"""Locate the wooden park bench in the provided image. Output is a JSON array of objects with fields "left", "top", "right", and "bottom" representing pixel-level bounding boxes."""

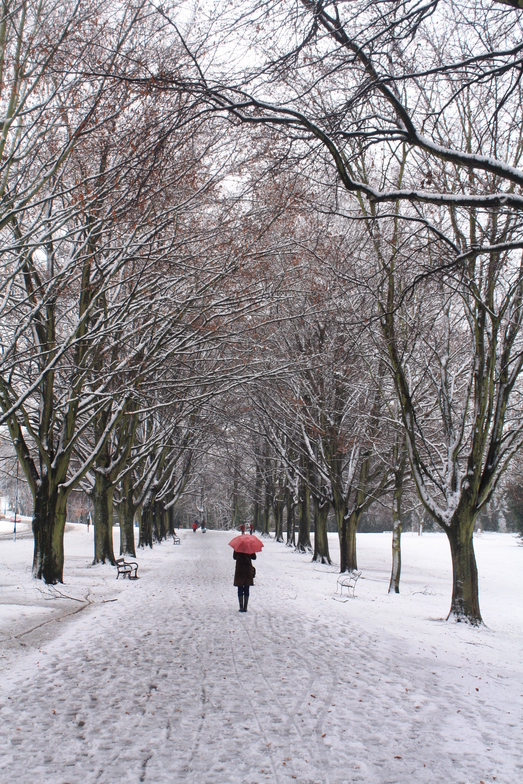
[
  {"left": 336, "top": 570, "right": 362, "bottom": 598},
  {"left": 173, "top": 533, "right": 181, "bottom": 545},
  {"left": 115, "top": 557, "right": 138, "bottom": 580}
]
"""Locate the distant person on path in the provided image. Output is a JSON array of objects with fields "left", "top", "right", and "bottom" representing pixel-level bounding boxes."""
[
  {"left": 249, "top": 523, "right": 253, "bottom": 535},
  {"left": 192, "top": 520, "right": 198, "bottom": 533},
  {"left": 201, "top": 519, "right": 207, "bottom": 532},
  {"left": 233, "top": 551, "right": 256, "bottom": 612},
  {"left": 240, "top": 523, "right": 245, "bottom": 535}
]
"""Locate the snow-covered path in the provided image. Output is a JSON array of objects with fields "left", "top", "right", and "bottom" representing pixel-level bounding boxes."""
[{"left": 1, "top": 528, "right": 522, "bottom": 783}]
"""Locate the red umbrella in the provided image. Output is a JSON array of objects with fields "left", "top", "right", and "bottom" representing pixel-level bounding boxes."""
[{"left": 228, "top": 534, "right": 264, "bottom": 554}]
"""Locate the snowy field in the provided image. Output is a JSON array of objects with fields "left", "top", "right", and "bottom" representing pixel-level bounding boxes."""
[{"left": 0, "top": 527, "right": 522, "bottom": 784}]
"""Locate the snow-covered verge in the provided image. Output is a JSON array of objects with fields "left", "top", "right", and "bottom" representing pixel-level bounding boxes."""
[{"left": 0, "top": 527, "right": 522, "bottom": 784}]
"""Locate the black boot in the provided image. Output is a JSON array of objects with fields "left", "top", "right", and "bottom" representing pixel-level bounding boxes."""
[
  {"left": 243, "top": 595, "right": 249, "bottom": 613},
  {"left": 238, "top": 595, "right": 244, "bottom": 612}
]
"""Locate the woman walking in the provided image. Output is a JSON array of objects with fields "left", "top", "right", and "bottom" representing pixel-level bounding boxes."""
[{"left": 233, "top": 550, "right": 256, "bottom": 612}]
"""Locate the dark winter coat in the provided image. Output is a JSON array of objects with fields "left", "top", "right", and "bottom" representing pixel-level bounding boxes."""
[{"left": 233, "top": 551, "right": 256, "bottom": 587}]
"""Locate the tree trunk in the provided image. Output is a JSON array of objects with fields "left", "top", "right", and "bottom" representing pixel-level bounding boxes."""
[
  {"left": 118, "top": 472, "right": 136, "bottom": 557},
  {"left": 388, "top": 443, "right": 405, "bottom": 594},
  {"left": 32, "top": 474, "right": 68, "bottom": 584},
  {"left": 333, "top": 491, "right": 351, "bottom": 571},
  {"left": 274, "top": 498, "right": 284, "bottom": 542},
  {"left": 253, "top": 457, "right": 262, "bottom": 533},
  {"left": 161, "top": 505, "right": 168, "bottom": 540},
  {"left": 93, "top": 471, "right": 115, "bottom": 565},
  {"left": 447, "top": 519, "right": 482, "bottom": 625},
  {"left": 296, "top": 476, "right": 312, "bottom": 552},
  {"left": 262, "top": 485, "right": 271, "bottom": 536},
  {"left": 312, "top": 497, "right": 331, "bottom": 564},
  {"left": 153, "top": 501, "right": 166, "bottom": 543},
  {"left": 340, "top": 509, "right": 359, "bottom": 572},
  {"left": 152, "top": 503, "right": 160, "bottom": 542},
  {"left": 253, "top": 498, "right": 261, "bottom": 533},
  {"left": 117, "top": 501, "right": 136, "bottom": 557},
  {"left": 140, "top": 500, "right": 154, "bottom": 548},
  {"left": 167, "top": 505, "right": 175, "bottom": 537},
  {"left": 338, "top": 454, "right": 371, "bottom": 573},
  {"left": 388, "top": 521, "right": 402, "bottom": 594},
  {"left": 232, "top": 453, "right": 241, "bottom": 528},
  {"left": 286, "top": 490, "right": 295, "bottom": 546}
]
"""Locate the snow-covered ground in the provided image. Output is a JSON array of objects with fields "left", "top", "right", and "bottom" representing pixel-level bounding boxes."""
[
  {"left": 0, "top": 518, "right": 32, "bottom": 536},
  {"left": 1, "top": 527, "right": 522, "bottom": 784}
]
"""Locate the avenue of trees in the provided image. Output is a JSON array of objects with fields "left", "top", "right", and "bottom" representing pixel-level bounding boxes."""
[{"left": 1, "top": 0, "right": 523, "bottom": 626}]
